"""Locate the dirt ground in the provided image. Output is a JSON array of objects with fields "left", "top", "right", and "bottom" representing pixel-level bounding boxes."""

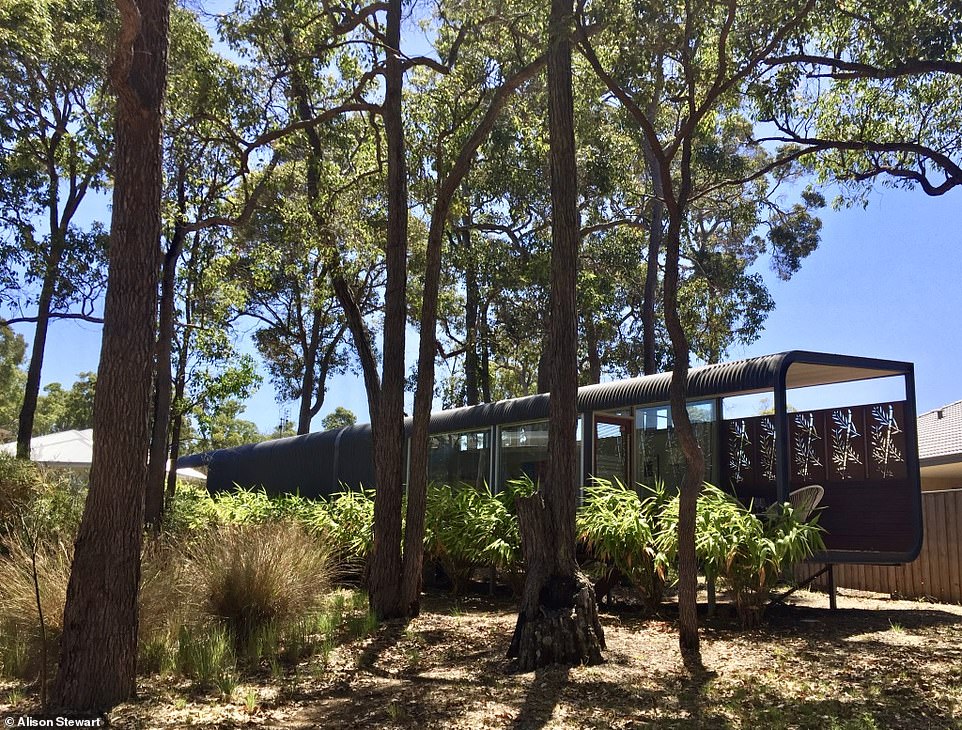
[{"left": 6, "top": 587, "right": 962, "bottom": 729}]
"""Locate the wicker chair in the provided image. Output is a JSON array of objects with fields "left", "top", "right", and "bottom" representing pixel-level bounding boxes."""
[{"left": 788, "top": 485, "right": 824, "bottom": 522}]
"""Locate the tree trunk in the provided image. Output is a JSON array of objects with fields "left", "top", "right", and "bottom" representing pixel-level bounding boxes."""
[
  {"left": 536, "top": 343, "right": 551, "bottom": 394},
  {"left": 368, "top": 0, "right": 408, "bottom": 620},
  {"left": 144, "top": 214, "right": 184, "bottom": 529},
  {"left": 509, "top": 0, "right": 605, "bottom": 670},
  {"left": 641, "top": 114, "right": 665, "bottom": 375},
  {"left": 16, "top": 242, "right": 66, "bottom": 458},
  {"left": 296, "top": 313, "right": 322, "bottom": 435},
  {"left": 479, "top": 300, "right": 491, "bottom": 403},
  {"left": 463, "top": 227, "right": 480, "bottom": 407},
  {"left": 663, "top": 214, "right": 705, "bottom": 673},
  {"left": 52, "top": 0, "right": 169, "bottom": 713},
  {"left": 641, "top": 195, "right": 663, "bottom": 376},
  {"left": 399, "top": 49, "right": 549, "bottom": 615},
  {"left": 165, "top": 313, "right": 192, "bottom": 507},
  {"left": 584, "top": 313, "right": 602, "bottom": 384}
]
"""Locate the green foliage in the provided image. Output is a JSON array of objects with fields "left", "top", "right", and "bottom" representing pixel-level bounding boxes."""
[
  {"left": 0, "top": 0, "right": 112, "bottom": 330},
  {"left": 578, "top": 478, "right": 674, "bottom": 614},
  {"left": 321, "top": 407, "right": 357, "bottom": 431},
  {"left": 0, "top": 326, "right": 26, "bottom": 439},
  {"left": 33, "top": 372, "right": 96, "bottom": 435},
  {"left": 424, "top": 480, "right": 524, "bottom": 594},
  {"left": 721, "top": 498, "right": 825, "bottom": 628},
  {"left": 307, "top": 488, "right": 375, "bottom": 573},
  {"left": 190, "top": 398, "right": 264, "bottom": 453},
  {"left": 661, "top": 483, "right": 825, "bottom": 627},
  {"left": 175, "top": 624, "right": 237, "bottom": 690},
  {"left": 163, "top": 481, "right": 221, "bottom": 534},
  {"left": 0, "top": 453, "right": 44, "bottom": 536}
]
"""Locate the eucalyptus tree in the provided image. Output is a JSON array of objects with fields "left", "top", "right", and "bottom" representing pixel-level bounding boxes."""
[
  {"left": 33, "top": 372, "right": 96, "bottom": 435},
  {"left": 0, "top": 0, "right": 112, "bottom": 459},
  {"left": 224, "top": 154, "right": 381, "bottom": 435},
  {"left": 164, "top": 222, "right": 261, "bottom": 499},
  {"left": 321, "top": 405, "right": 356, "bottom": 430},
  {"left": 402, "top": 0, "right": 580, "bottom": 615},
  {"left": 190, "top": 397, "right": 262, "bottom": 452},
  {"left": 431, "top": 54, "right": 650, "bottom": 401},
  {"left": 505, "top": 0, "right": 607, "bottom": 670},
  {"left": 578, "top": 0, "right": 824, "bottom": 669},
  {"left": 218, "top": 0, "right": 411, "bottom": 618},
  {"left": 52, "top": 0, "right": 170, "bottom": 712},
  {"left": 755, "top": 0, "right": 962, "bottom": 199},
  {"left": 144, "top": 6, "right": 272, "bottom": 526}
]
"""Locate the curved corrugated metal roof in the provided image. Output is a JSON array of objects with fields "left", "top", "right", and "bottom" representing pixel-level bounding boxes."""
[{"left": 421, "top": 352, "right": 787, "bottom": 433}]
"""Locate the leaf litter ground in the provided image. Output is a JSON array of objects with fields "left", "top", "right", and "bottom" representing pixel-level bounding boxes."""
[{"left": 4, "top": 587, "right": 961, "bottom": 729}]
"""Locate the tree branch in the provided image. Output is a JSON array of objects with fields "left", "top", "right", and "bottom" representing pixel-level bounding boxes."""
[
  {"left": 1, "top": 312, "right": 105, "bottom": 326},
  {"left": 765, "top": 54, "right": 962, "bottom": 80}
]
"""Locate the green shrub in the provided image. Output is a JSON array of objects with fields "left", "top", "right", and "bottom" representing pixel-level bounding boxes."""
[
  {"left": 720, "top": 499, "right": 824, "bottom": 627},
  {"left": 139, "top": 635, "right": 175, "bottom": 675},
  {"left": 0, "top": 455, "right": 45, "bottom": 536},
  {"left": 181, "top": 521, "right": 334, "bottom": 645},
  {"left": 211, "top": 487, "right": 300, "bottom": 525},
  {"left": 424, "top": 484, "right": 482, "bottom": 592},
  {"left": 661, "top": 483, "right": 825, "bottom": 627},
  {"left": 28, "top": 470, "right": 87, "bottom": 542},
  {"left": 175, "top": 624, "right": 236, "bottom": 689},
  {"left": 578, "top": 478, "right": 673, "bottom": 614},
  {"left": 307, "top": 488, "right": 375, "bottom": 575},
  {"left": 0, "top": 457, "right": 86, "bottom": 544},
  {"left": 484, "top": 482, "right": 525, "bottom": 591},
  {"left": 424, "top": 481, "right": 524, "bottom": 594},
  {"left": 163, "top": 481, "right": 220, "bottom": 534}
]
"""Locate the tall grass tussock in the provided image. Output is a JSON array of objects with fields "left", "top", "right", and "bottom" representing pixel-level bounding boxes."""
[{"left": 181, "top": 521, "right": 334, "bottom": 645}]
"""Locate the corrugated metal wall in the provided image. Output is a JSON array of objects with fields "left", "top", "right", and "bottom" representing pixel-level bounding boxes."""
[{"left": 796, "top": 488, "right": 962, "bottom": 604}]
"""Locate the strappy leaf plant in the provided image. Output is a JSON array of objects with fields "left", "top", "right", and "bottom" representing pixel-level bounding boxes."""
[{"left": 577, "top": 478, "right": 674, "bottom": 614}]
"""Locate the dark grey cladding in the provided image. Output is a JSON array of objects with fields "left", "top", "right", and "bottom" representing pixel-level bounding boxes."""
[
  {"left": 206, "top": 424, "right": 374, "bottom": 499},
  {"left": 195, "top": 350, "right": 911, "bottom": 498}
]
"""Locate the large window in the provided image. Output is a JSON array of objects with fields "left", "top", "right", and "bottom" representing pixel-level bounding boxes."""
[
  {"left": 635, "top": 400, "right": 717, "bottom": 489},
  {"left": 427, "top": 429, "right": 491, "bottom": 488},
  {"left": 497, "top": 419, "right": 583, "bottom": 490},
  {"left": 498, "top": 421, "right": 549, "bottom": 489}
]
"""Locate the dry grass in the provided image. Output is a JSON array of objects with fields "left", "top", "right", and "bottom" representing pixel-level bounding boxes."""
[
  {"left": 0, "top": 533, "right": 72, "bottom": 634},
  {"left": 180, "top": 521, "right": 335, "bottom": 642},
  {"left": 0, "top": 533, "right": 71, "bottom": 680}
]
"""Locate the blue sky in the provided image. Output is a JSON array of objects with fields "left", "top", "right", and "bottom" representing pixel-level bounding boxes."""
[
  {"left": 13, "top": 180, "right": 961, "bottom": 431},
  {"left": 736, "top": 185, "right": 962, "bottom": 417}
]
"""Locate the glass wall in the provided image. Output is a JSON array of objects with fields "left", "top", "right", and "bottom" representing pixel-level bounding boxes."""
[
  {"left": 498, "top": 420, "right": 549, "bottom": 488},
  {"left": 497, "top": 419, "right": 583, "bottom": 490},
  {"left": 635, "top": 400, "right": 717, "bottom": 489},
  {"left": 427, "top": 429, "right": 491, "bottom": 488}
]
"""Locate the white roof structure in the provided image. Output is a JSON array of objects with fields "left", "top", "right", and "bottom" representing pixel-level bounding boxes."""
[
  {"left": 0, "top": 429, "right": 206, "bottom": 481},
  {"left": 0, "top": 428, "right": 94, "bottom": 466}
]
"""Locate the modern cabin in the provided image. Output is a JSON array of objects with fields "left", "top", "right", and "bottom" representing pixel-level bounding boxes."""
[{"left": 185, "top": 350, "right": 923, "bottom": 565}]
